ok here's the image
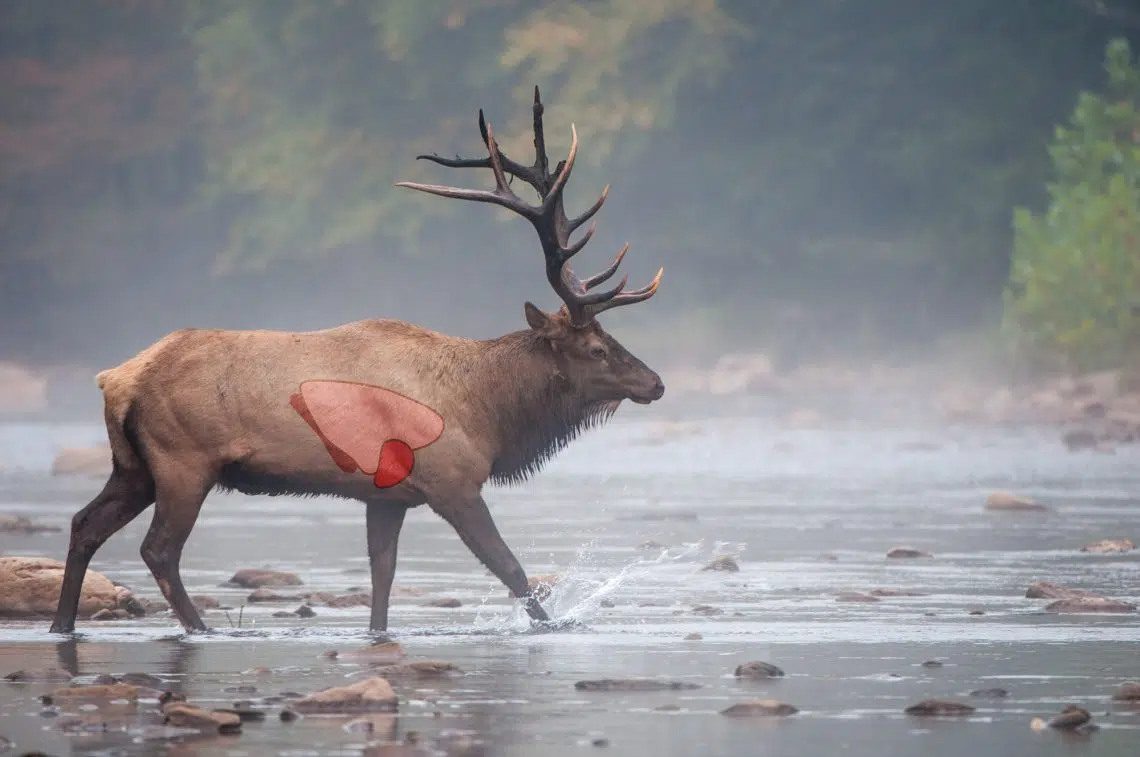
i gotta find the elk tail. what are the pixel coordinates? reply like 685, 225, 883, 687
96, 366, 148, 474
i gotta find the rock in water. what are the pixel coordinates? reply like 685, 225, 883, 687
1044, 597, 1136, 613
1111, 682, 1140, 701
887, 547, 933, 559
574, 679, 701, 692
985, 491, 1048, 511
225, 569, 302, 588
0, 556, 133, 619
1047, 705, 1092, 730
50, 444, 112, 477
1080, 539, 1135, 554
291, 677, 397, 714
904, 699, 976, 716
734, 661, 785, 679
720, 700, 798, 717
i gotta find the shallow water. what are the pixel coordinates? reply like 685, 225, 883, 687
1, 416, 1138, 756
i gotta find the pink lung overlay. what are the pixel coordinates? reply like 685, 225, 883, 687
289, 380, 445, 488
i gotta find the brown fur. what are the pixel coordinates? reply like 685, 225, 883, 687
50, 307, 662, 635
51, 87, 664, 636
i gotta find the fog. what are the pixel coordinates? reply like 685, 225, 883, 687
3, 0, 1139, 420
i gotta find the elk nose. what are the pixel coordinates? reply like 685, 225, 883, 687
650, 376, 665, 399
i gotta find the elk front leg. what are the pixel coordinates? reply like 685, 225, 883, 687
429, 494, 550, 624
366, 503, 408, 632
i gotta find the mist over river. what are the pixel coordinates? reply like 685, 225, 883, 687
1, 415, 1138, 756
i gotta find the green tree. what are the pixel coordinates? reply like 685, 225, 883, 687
1001, 38, 1140, 372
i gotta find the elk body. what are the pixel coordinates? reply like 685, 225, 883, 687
50, 87, 665, 635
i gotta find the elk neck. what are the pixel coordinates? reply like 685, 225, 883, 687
461, 328, 620, 486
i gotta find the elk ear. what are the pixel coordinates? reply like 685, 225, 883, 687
524, 302, 558, 337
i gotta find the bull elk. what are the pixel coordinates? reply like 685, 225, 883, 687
50, 86, 665, 635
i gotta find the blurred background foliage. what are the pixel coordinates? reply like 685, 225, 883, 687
3, 0, 1140, 382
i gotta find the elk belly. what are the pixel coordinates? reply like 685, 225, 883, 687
374, 439, 416, 488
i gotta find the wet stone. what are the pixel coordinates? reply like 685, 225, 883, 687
4, 668, 72, 683
655, 704, 681, 712
0, 515, 61, 534
985, 491, 1048, 511
887, 547, 933, 559
220, 703, 266, 722
425, 597, 462, 608
969, 688, 1010, 699
1044, 597, 1136, 613
118, 673, 165, 689
162, 702, 242, 734
836, 592, 880, 603
691, 604, 723, 616
326, 592, 371, 608
575, 679, 701, 692
1048, 705, 1093, 730
271, 611, 295, 618
49, 683, 160, 702
684, 633, 702, 641
190, 594, 219, 610
600, 599, 615, 608
1025, 581, 1096, 599
372, 661, 462, 679
921, 660, 944, 668
295, 604, 316, 617
225, 568, 303, 588
734, 661, 785, 679
1080, 538, 1136, 554
701, 556, 740, 572
334, 642, 407, 664
291, 677, 397, 714
1111, 682, 1140, 701
869, 588, 927, 597
905, 699, 976, 716
720, 699, 798, 717
247, 588, 301, 603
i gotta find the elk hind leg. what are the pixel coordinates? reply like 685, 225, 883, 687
140, 463, 213, 633
51, 467, 155, 634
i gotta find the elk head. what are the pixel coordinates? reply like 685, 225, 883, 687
396, 86, 665, 406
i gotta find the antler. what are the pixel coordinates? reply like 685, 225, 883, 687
395, 86, 662, 325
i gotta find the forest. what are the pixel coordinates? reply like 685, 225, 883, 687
4, 0, 1140, 396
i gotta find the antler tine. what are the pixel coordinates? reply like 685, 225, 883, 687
580, 243, 628, 290
581, 267, 664, 319
568, 184, 610, 234
395, 118, 537, 218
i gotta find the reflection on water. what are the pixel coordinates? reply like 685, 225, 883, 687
1, 417, 1139, 756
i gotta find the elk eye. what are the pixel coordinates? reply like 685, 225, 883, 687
589, 346, 607, 361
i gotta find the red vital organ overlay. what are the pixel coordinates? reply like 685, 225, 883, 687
289, 380, 445, 488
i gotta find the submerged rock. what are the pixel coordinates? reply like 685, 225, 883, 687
969, 687, 1009, 699
575, 679, 701, 692
425, 597, 462, 608
371, 661, 462, 680
325, 592, 371, 608
1044, 597, 1136, 613
0, 515, 61, 534
162, 702, 242, 733
868, 588, 927, 597
50, 682, 161, 701
1111, 682, 1140, 701
691, 604, 723, 616
225, 568, 302, 588
702, 556, 740, 573
720, 699, 798, 717
190, 594, 220, 610
836, 592, 880, 603
292, 677, 397, 714
904, 699, 975, 716
734, 661, 784, 679
985, 491, 1048, 512
247, 588, 301, 603
886, 547, 932, 559
1048, 705, 1093, 730
1025, 581, 1097, 600
0, 556, 136, 620
50, 444, 112, 477
3, 668, 73, 683
1080, 539, 1135, 554
332, 642, 407, 665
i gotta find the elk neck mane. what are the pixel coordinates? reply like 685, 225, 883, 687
463, 327, 620, 487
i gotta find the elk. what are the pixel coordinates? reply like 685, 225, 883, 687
50, 86, 665, 635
